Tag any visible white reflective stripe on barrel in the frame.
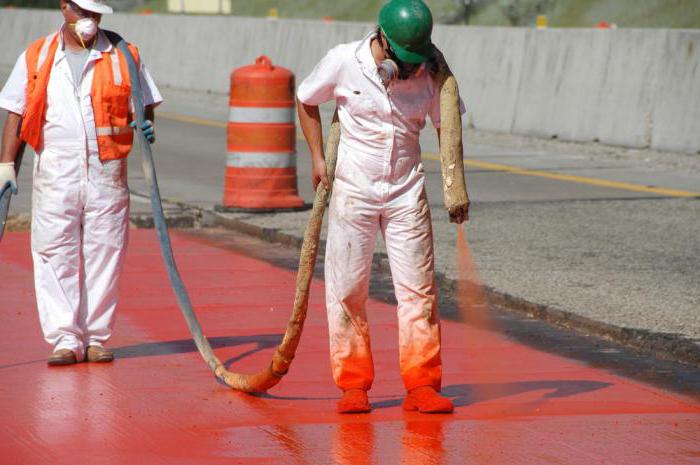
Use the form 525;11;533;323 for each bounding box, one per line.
110;51;122;86
37;32;58;70
227;151;296;168
229;106;295;124
96;126;132;137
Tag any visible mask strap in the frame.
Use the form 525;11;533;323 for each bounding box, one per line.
75;26;87;49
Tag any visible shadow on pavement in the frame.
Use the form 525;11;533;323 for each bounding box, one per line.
372;380;612;409
112;334;282;360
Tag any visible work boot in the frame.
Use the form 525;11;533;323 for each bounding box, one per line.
403;386;454;414
47;349;78;366
337;389;371;414
86;345;114;363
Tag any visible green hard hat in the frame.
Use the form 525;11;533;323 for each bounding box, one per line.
378;0;434;64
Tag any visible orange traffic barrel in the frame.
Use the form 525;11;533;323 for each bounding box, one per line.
219;56;305;212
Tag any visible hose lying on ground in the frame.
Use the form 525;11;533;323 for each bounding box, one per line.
217;112;340;390
112;29;340;392
114;31;464;393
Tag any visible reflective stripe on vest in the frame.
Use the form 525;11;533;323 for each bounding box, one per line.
95;126;132;137
110;51;122;86
37;32;58;71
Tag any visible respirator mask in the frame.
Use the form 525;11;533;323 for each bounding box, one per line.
376;33;424;86
71;18;98;48
66;1;99;49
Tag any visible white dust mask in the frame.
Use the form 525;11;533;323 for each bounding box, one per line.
72;18;98;48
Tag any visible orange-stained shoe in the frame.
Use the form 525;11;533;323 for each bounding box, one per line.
337;389;371;414
403;386;454;414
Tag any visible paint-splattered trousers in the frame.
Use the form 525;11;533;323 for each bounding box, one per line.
325;144;442;392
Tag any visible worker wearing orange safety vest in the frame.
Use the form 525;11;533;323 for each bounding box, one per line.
0;0;162;366
298;0;468;414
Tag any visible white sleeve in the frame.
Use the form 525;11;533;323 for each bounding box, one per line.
297;46;343;106
0;52;28;115
139;59;162;107
429;82;466;129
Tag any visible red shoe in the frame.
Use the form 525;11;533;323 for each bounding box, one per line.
403;386;454;413
337;389;371;414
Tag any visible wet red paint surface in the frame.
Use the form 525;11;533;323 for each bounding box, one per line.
0;230;698;464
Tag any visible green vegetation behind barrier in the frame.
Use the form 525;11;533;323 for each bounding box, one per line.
3;0;699;28
130;0;700;28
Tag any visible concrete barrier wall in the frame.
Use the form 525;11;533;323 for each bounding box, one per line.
1;9;698;153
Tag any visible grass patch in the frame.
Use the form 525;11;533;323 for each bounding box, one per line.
132;0;699;28
470;0;700;28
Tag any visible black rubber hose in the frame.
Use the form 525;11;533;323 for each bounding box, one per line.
111;32;338;393
109;32;223;374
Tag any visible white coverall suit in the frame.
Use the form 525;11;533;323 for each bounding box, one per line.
298;32;464;392
0;30;162;360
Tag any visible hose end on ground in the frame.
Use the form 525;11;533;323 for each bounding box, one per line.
215;361;285;393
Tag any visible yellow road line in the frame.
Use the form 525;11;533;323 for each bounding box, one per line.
159;110;306;136
159;111;227;128
422;153;700;198
159;112;699;199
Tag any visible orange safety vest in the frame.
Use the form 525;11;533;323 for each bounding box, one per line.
20;31;140;161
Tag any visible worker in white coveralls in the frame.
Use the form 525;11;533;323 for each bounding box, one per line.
0;0;161;365
297;0;468;413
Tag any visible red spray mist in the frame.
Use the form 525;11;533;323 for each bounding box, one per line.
456;224;512;464
456;225;490;328
455;225;512;417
